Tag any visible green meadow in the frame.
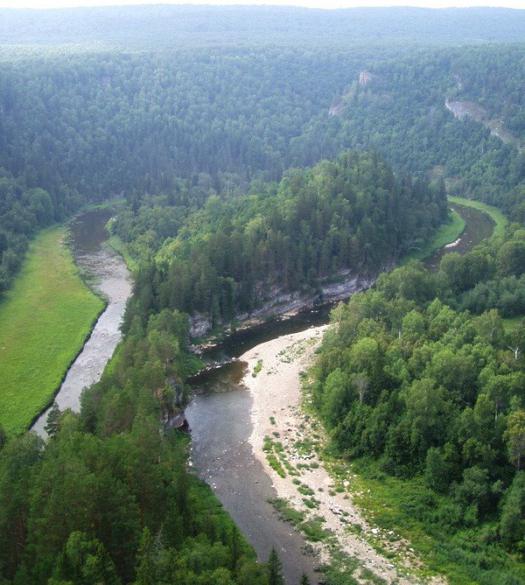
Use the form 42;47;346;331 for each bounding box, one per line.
448;195;508;239
0;227;104;435
401;207;466;265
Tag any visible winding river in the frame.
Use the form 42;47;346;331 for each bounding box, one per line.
30;202;494;582
32;209;132;436
186;202;495;584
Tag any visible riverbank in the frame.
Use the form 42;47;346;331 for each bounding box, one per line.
401;208;465;265
448;196;507;239
191;197;495;348
31;210;133;436
0;227;104;435
239;327;446;584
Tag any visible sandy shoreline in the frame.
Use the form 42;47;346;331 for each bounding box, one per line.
239;325;445;585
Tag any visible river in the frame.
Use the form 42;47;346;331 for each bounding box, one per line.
30;203;493;582
186;201;494;584
32;208;132;435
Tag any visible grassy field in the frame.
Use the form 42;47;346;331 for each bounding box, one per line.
401;208;465;264
0;227;104;435
448;195;508;239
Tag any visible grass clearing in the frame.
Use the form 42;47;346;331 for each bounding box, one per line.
448;195;508;240
0;227;104;435
502;315;524;332
401;207;465;264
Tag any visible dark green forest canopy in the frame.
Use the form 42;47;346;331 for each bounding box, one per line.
0;44;523;205
1;6;525;49
0;8;524;584
0;42;523;297
120;151;446;326
311;224;525;583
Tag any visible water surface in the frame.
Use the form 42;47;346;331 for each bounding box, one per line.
186;361;320;584
32;209;132;435
424;203;494;270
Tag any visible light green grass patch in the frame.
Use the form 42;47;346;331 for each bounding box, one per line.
0;227;104;435
401;208;465;265
448;196;508;240
502;315;524;333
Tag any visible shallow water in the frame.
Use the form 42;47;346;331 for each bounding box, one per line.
32;209;132;435
186;358;321;584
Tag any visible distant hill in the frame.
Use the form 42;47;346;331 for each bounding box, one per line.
0;5;525;50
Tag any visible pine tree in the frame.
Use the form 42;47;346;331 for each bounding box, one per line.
45;402;61;438
268;547;284;585
135;527;155;585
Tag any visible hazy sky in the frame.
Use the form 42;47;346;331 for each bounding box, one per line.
1;0;525;10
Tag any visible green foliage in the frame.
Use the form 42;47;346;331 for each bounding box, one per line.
267;548;284;585
124;151;445;328
0;308;265;585
0;228;104;435
0;13;524;585
311;224;525;580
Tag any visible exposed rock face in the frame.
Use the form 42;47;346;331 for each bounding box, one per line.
445;99;488;122
329;70;374;117
189;270;377;339
190;313;212;338
359;70;373;86
445;99;522;150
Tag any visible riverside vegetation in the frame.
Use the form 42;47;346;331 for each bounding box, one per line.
0;227;104;435
0;6;524;585
311;223;525;584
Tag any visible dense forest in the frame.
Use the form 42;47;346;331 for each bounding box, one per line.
0;43;523;299
311;225;525;583
0;171;79;291
0;309;278;585
118;151;446;327
0;5;524;585
292;46;525;220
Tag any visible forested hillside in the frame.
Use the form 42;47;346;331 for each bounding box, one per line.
2;42;522;301
311;224;525;584
291;46;525;220
0;6;524;585
120;151;446;327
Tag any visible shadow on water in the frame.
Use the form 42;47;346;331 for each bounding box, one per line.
70;208;114;254
186;363;321;585
424;204;495;271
